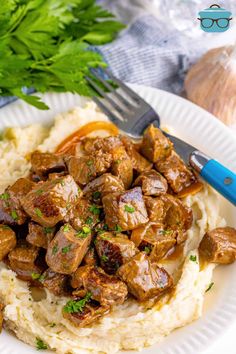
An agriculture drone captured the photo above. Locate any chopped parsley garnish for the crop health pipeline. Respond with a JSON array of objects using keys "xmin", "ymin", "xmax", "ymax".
[
  {"xmin": 0, "ymin": 192, "xmax": 10, "ymax": 200},
  {"xmin": 93, "ymin": 191, "xmax": 101, "ymax": 199},
  {"xmin": 114, "ymin": 159, "xmax": 121, "ymax": 164},
  {"xmin": 49, "ymin": 322, "xmax": 56, "ymax": 328},
  {"xmin": 159, "ymin": 229, "xmax": 172, "ymax": 236},
  {"xmin": 63, "ymin": 292, "xmax": 92, "ymax": 314},
  {"xmin": 35, "ymin": 189, "xmax": 43, "ymax": 195},
  {"xmin": 189, "ymin": 255, "xmax": 197, "ymax": 263},
  {"xmin": 205, "ymin": 282, "xmax": 214, "ymax": 292},
  {"xmin": 101, "ymin": 255, "xmax": 108, "ymax": 262},
  {"xmin": 66, "ymin": 202, "xmax": 71, "ymax": 210},
  {"xmin": 114, "ymin": 224, "xmax": 122, "ymax": 232},
  {"xmin": 89, "ymin": 205, "xmax": 101, "ymax": 215},
  {"xmin": 144, "ymin": 246, "xmax": 151, "ymax": 255},
  {"xmin": 44, "ymin": 227, "xmax": 53, "ymax": 234},
  {"xmin": 103, "ymin": 224, "xmax": 109, "ymax": 230},
  {"xmin": 11, "ymin": 210, "xmax": 18, "ymax": 220},
  {"xmin": 99, "ymin": 234, "xmax": 111, "ymax": 240},
  {"xmin": 85, "ymin": 216, "xmax": 93, "ymax": 225},
  {"xmin": 35, "ymin": 208, "xmax": 42, "ymax": 217},
  {"xmin": 60, "ymin": 180, "xmax": 65, "ymax": 186},
  {"xmin": 36, "ymin": 337, "xmax": 48, "ymax": 350},
  {"xmin": 62, "ymin": 244, "xmax": 72, "ymax": 254},
  {"xmin": 77, "ymin": 186, "xmax": 82, "ymax": 194},
  {"xmin": 63, "ymin": 224, "xmax": 70, "ymax": 232},
  {"xmin": 124, "ymin": 205, "xmax": 135, "ymax": 213},
  {"xmin": 76, "ymin": 226, "xmax": 91, "ymax": 238},
  {"xmin": 31, "ymin": 273, "xmax": 45, "ymax": 282},
  {"xmin": 86, "ymin": 160, "xmax": 94, "ymax": 166},
  {"xmin": 1, "ymin": 225, "xmax": 11, "ymax": 230},
  {"xmin": 52, "ymin": 244, "xmax": 58, "ymax": 255}
]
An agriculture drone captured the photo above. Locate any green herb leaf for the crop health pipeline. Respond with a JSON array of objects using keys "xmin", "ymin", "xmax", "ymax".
[
  {"xmin": 35, "ymin": 189, "xmax": 43, "ymax": 195},
  {"xmin": 35, "ymin": 208, "xmax": 42, "ymax": 217},
  {"xmin": 11, "ymin": 210, "xmax": 18, "ymax": 220},
  {"xmin": 144, "ymin": 246, "xmax": 151, "ymax": 255},
  {"xmin": 44, "ymin": 227, "xmax": 54, "ymax": 234},
  {"xmin": 158, "ymin": 229, "xmax": 172, "ymax": 236},
  {"xmin": 205, "ymin": 282, "xmax": 214, "ymax": 292},
  {"xmin": 31, "ymin": 273, "xmax": 45, "ymax": 282},
  {"xmin": 49, "ymin": 322, "xmax": 56, "ymax": 328},
  {"xmin": 114, "ymin": 224, "xmax": 122, "ymax": 232},
  {"xmin": 1, "ymin": 225, "xmax": 11, "ymax": 230},
  {"xmin": 86, "ymin": 160, "xmax": 93, "ymax": 166},
  {"xmin": 89, "ymin": 205, "xmax": 101, "ymax": 215},
  {"xmin": 92, "ymin": 191, "xmax": 101, "ymax": 199},
  {"xmin": 0, "ymin": 192, "xmax": 10, "ymax": 200},
  {"xmin": 62, "ymin": 244, "xmax": 72, "ymax": 254},
  {"xmin": 63, "ymin": 292, "xmax": 92, "ymax": 314},
  {"xmin": 52, "ymin": 244, "xmax": 58, "ymax": 255},
  {"xmin": 76, "ymin": 226, "xmax": 91, "ymax": 238},
  {"xmin": 101, "ymin": 255, "xmax": 108, "ymax": 262},
  {"xmin": 36, "ymin": 337, "xmax": 48, "ymax": 350},
  {"xmin": 63, "ymin": 224, "xmax": 70, "ymax": 232},
  {"xmin": 85, "ymin": 216, "xmax": 93, "ymax": 225},
  {"xmin": 189, "ymin": 255, "xmax": 197, "ymax": 263},
  {"xmin": 124, "ymin": 205, "xmax": 135, "ymax": 213}
]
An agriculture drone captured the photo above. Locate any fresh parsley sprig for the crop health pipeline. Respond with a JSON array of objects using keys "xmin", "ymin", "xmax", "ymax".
[{"xmin": 0, "ymin": 0, "xmax": 125, "ymax": 109}]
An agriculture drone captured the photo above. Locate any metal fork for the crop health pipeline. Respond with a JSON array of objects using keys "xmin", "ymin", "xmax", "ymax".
[{"xmin": 86, "ymin": 68, "xmax": 236, "ymax": 205}]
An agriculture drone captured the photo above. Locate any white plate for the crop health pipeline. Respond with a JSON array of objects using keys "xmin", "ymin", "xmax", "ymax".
[{"xmin": 0, "ymin": 84, "xmax": 235, "ymax": 354}]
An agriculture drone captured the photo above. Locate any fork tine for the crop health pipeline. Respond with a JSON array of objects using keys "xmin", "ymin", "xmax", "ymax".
[
  {"xmin": 91, "ymin": 95, "xmax": 124, "ymax": 127},
  {"xmin": 90, "ymin": 68, "xmax": 134, "ymax": 110},
  {"xmin": 86, "ymin": 76, "xmax": 126, "ymax": 116},
  {"xmin": 103, "ymin": 68, "xmax": 147, "ymax": 105}
]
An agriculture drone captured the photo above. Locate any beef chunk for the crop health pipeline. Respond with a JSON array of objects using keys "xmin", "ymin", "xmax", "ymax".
[
  {"xmin": 102, "ymin": 187, "xmax": 149, "ymax": 231},
  {"xmin": 199, "ymin": 227, "xmax": 236, "ymax": 264},
  {"xmin": 66, "ymin": 155, "xmax": 94, "ymax": 186},
  {"xmin": 83, "ymin": 173, "xmax": 124, "ymax": 201},
  {"xmin": 121, "ymin": 136, "xmax": 153, "ymax": 174},
  {"xmin": 65, "ymin": 198, "xmax": 101, "ymax": 231},
  {"xmin": 26, "ymin": 222, "xmax": 55, "ymax": 249},
  {"xmin": 95, "ymin": 232, "xmax": 138, "ymax": 273},
  {"xmin": 42, "ymin": 269, "xmax": 69, "ymax": 296},
  {"xmin": 144, "ymin": 196, "xmax": 166, "ymax": 223},
  {"xmin": 0, "ymin": 303, "xmax": 3, "ymax": 333},
  {"xmin": 133, "ymin": 170, "xmax": 168, "ymax": 196},
  {"xmin": 63, "ymin": 301, "xmax": 109, "ymax": 328},
  {"xmin": 71, "ymin": 265, "xmax": 128, "ymax": 307},
  {"xmin": 46, "ymin": 224, "xmax": 92, "ymax": 274},
  {"xmin": 111, "ymin": 146, "xmax": 133, "ymax": 189},
  {"xmin": 0, "ymin": 178, "xmax": 35, "ymax": 225},
  {"xmin": 8, "ymin": 243, "xmax": 41, "ymax": 281},
  {"xmin": 155, "ymin": 150, "xmax": 197, "ymax": 194},
  {"xmin": 140, "ymin": 124, "xmax": 173, "ymax": 163},
  {"xmin": 160, "ymin": 194, "xmax": 193, "ymax": 231},
  {"xmin": 30, "ymin": 151, "xmax": 66, "ymax": 179},
  {"xmin": 82, "ymin": 136, "xmax": 123, "ymax": 155},
  {"xmin": 117, "ymin": 252, "xmax": 173, "ymax": 301},
  {"xmin": 21, "ymin": 175, "xmax": 79, "ymax": 227},
  {"xmin": 67, "ymin": 151, "xmax": 112, "ymax": 186},
  {"xmin": 0, "ymin": 225, "xmax": 16, "ymax": 261},
  {"xmin": 83, "ymin": 247, "xmax": 97, "ymax": 266},
  {"xmin": 132, "ymin": 224, "xmax": 176, "ymax": 261}
]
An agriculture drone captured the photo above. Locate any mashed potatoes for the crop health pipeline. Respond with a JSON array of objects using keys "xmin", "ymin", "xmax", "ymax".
[{"xmin": 0, "ymin": 102, "xmax": 226, "ymax": 353}]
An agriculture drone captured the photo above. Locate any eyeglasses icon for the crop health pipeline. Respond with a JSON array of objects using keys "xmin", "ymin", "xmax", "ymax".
[{"xmin": 198, "ymin": 17, "xmax": 232, "ymax": 29}]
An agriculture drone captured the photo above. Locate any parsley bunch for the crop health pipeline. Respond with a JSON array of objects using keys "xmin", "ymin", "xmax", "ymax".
[{"xmin": 0, "ymin": 0, "xmax": 124, "ymax": 109}]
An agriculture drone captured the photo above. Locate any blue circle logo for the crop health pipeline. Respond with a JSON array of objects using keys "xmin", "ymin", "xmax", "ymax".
[{"xmin": 198, "ymin": 4, "xmax": 232, "ymax": 32}]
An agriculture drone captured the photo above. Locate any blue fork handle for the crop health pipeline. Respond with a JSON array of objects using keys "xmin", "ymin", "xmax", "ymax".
[{"xmin": 190, "ymin": 151, "xmax": 236, "ymax": 206}]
